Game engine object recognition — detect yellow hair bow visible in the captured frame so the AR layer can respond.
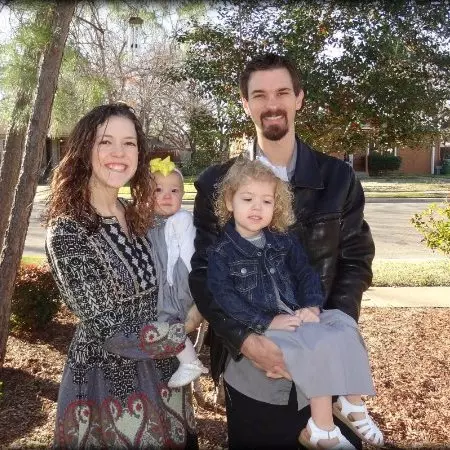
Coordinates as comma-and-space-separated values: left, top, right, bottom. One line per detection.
150, 156, 176, 177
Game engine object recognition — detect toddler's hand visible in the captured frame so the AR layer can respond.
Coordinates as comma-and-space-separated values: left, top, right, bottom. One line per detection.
294, 307, 320, 323
307, 306, 320, 316
268, 314, 303, 331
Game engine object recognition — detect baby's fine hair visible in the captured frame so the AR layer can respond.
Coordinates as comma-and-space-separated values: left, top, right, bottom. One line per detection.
152, 167, 185, 192
215, 158, 295, 232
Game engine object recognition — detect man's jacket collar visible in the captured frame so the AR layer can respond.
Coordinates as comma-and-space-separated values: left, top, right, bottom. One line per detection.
248, 136, 324, 190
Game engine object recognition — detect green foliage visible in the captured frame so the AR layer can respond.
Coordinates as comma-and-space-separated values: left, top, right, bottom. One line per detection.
368, 151, 402, 175
176, 1, 280, 141
181, 149, 220, 176
0, 3, 54, 124
177, 0, 450, 153
189, 108, 221, 152
183, 107, 227, 174
50, 45, 111, 136
411, 202, 450, 255
11, 263, 60, 332
441, 159, 450, 175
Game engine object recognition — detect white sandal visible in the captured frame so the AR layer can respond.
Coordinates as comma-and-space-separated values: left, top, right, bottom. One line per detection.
298, 417, 356, 449
332, 396, 384, 447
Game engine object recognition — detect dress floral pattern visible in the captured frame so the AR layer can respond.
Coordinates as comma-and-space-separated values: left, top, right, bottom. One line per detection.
46, 215, 197, 448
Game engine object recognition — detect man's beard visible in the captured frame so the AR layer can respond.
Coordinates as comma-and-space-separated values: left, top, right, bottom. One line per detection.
260, 110, 289, 141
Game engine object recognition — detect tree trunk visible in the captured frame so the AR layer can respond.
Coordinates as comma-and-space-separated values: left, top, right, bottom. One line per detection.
0, 90, 33, 249
0, 1, 77, 368
0, 7, 49, 249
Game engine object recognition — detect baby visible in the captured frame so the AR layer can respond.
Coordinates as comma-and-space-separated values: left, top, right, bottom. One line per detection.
147, 156, 207, 388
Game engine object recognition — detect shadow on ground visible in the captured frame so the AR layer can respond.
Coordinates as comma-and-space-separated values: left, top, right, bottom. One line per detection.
0, 367, 59, 445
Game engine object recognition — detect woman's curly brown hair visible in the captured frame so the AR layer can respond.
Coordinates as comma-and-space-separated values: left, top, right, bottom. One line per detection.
215, 158, 295, 232
44, 103, 155, 236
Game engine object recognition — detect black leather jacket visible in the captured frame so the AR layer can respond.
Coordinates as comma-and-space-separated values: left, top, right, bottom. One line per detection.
189, 137, 375, 383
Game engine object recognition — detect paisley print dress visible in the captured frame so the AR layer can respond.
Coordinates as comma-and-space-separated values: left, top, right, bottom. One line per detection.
45, 215, 197, 449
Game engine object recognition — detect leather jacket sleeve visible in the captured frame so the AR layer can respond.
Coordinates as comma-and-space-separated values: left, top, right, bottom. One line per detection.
188, 163, 251, 359
287, 234, 325, 308
325, 170, 375, 321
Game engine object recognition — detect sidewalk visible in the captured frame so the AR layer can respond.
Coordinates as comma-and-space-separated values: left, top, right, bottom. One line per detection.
362, 286, 450, 307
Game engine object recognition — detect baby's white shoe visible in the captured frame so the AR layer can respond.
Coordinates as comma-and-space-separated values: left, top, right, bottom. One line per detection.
167, 359, 208, 388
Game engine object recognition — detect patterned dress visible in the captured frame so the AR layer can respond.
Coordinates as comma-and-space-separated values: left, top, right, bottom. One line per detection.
45, 215, 197, 449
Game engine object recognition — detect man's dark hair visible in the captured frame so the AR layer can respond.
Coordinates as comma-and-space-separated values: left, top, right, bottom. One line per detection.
239, 53, 303, 100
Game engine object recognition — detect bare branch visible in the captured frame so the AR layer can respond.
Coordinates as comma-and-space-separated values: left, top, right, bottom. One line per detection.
74, 14, 104, 34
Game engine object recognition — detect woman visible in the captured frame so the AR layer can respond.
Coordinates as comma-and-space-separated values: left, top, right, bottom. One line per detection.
45, 103, 197, 448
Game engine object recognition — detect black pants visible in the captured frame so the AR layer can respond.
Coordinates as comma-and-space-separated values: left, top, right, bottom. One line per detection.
185, 430, 199, 450
224, 381, 362, 450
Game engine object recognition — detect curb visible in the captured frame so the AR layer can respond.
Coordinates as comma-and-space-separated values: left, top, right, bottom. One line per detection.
366, 197, 447, 203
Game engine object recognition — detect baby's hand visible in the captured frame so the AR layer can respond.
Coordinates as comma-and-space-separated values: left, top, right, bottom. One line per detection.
268, 314, 303, 331
185, 305, 203, 334
294, 307, 320, 323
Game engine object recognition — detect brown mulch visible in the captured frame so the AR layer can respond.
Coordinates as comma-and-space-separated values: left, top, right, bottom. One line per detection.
0, 306, 449, 449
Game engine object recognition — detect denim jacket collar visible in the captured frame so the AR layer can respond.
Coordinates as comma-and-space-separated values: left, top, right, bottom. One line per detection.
224, 221, 288, 257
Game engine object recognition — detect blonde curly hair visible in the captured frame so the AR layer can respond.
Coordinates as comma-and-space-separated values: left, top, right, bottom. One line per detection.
215, 158, 295, 232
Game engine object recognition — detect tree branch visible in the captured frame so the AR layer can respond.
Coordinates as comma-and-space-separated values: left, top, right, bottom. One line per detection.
75, 14, 104, 34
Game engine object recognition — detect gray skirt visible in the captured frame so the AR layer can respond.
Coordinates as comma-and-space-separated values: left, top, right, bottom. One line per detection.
265, 309, 376, 410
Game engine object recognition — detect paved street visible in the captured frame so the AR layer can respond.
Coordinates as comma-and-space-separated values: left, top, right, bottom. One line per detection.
23, 191, 447, 260
363, 201, 447, 260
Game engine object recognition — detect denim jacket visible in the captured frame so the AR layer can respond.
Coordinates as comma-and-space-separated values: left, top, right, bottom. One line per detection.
207, 222, 324, 334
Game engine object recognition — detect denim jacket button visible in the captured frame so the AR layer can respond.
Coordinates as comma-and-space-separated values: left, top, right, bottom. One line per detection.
241, 268, 247, 274
269, 268, 275, 274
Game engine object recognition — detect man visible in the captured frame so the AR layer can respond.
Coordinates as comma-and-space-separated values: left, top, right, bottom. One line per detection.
189, 53, 375, 449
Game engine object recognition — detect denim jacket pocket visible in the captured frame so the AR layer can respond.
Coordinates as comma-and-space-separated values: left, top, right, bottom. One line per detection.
229, 261, 258, 294
271, 252, 289, 281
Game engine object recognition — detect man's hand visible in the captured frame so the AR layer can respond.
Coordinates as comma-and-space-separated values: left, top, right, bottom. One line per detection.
240, 333, 292, 380
268, 314, 302, 331
294, 307, 320, 323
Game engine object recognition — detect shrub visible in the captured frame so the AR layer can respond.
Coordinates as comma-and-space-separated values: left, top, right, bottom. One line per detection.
368, 151, 402, 176
181, 150, 221, 177
411, 202, 450, 255
11, 263, 61, 331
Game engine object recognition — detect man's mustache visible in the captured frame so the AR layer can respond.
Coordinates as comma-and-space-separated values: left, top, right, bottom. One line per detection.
260, 110, 287, 121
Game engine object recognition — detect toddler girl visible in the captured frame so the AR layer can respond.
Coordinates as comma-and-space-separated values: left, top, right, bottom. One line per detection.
207, 158, 383, 449
147, 156, 207, 388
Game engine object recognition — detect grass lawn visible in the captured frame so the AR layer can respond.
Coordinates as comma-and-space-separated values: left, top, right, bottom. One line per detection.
115, 174, 450, 200
361, 175, 450, 197
119, 183, 197, 200
372, 259, 450, 287
29, 175, 449, 287
21, 255, 450, 287
21, 255, 47, 266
